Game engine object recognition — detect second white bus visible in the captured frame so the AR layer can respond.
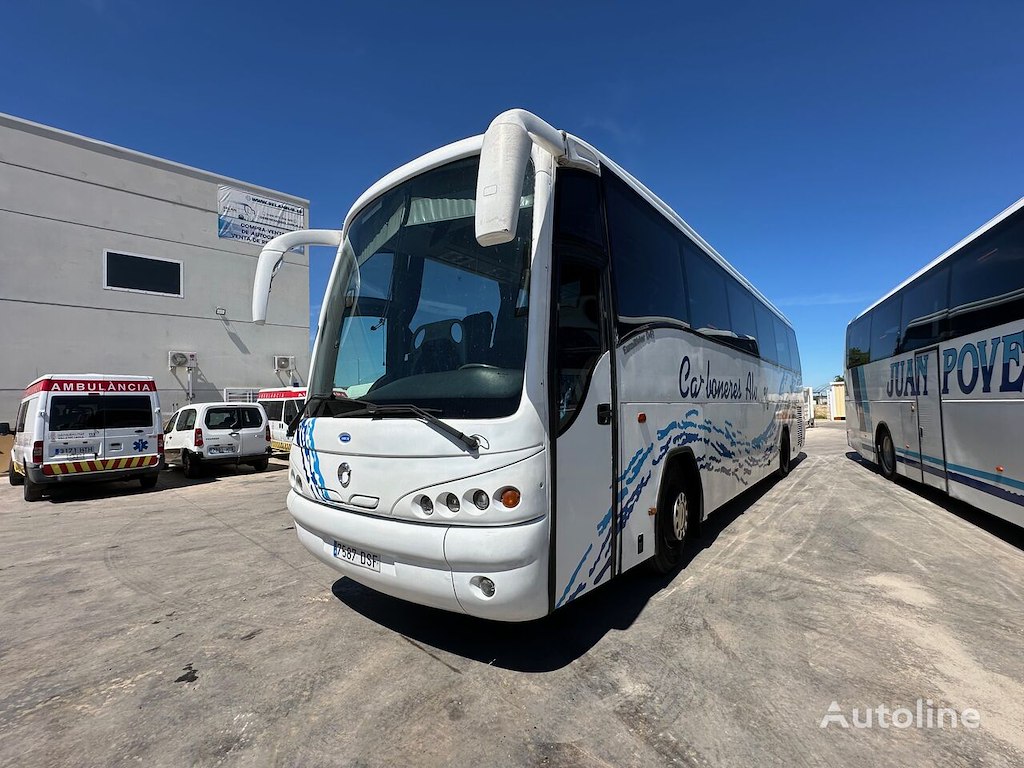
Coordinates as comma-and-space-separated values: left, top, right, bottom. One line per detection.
253, 110, 804, 620
845, 196, 1024, 527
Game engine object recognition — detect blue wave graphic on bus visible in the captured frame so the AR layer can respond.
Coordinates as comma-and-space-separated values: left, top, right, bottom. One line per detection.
557, 409, 781, 608
294, 419, 333, 503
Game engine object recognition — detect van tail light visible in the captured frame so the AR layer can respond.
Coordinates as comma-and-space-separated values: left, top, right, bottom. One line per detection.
194, 428, 204, 448
32, 441, 44, 464
157, 433, 165, 455
265, 423, 271, 442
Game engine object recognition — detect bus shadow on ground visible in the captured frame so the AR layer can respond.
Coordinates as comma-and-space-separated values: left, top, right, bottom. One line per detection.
845, 451, 1024, 550
38, 461, 287, 503
332, 456, 802, 673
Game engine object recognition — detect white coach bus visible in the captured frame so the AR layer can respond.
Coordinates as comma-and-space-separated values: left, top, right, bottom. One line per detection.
253, 110, 804, 621
845, 196, 1024, 527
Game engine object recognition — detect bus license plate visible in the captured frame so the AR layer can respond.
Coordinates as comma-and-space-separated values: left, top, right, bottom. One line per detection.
332, 540, 381, 572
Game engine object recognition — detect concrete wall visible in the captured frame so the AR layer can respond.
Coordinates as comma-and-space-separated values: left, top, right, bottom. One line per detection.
0, 114, 312, 421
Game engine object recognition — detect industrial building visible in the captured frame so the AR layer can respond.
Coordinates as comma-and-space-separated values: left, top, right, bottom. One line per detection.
0, 113, 311, 421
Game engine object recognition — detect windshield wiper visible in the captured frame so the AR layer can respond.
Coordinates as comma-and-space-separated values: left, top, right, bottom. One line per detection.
360, 403, 480, 452
287, 395, 480, 452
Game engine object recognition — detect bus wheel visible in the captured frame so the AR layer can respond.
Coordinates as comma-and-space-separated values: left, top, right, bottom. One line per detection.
778, 429, 792, 477
23, 474, 43, 502
9, 460, 24, 486
652, 476, 688, 574
182, 451, 201, 479
876, 427, 897, 480
139, 474, 158, 490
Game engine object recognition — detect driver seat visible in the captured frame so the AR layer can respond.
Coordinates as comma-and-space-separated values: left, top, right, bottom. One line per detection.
412, 319, 461, 374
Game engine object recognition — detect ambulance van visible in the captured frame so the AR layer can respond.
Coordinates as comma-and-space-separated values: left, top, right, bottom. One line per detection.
6, 374, 164, 501
256, 387, 306, 452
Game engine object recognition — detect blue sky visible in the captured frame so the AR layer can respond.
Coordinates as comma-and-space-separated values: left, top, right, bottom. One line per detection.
4, 0, 1023, 387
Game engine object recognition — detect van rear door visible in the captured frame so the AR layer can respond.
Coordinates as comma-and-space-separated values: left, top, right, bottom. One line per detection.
46, 395, 104, 463
102, 394, 158, 465
203, 406, 242, 457
237, 405, 267, 457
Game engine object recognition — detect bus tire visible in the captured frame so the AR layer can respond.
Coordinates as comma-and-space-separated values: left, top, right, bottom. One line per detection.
23, 474, 43, 502
652, 473, 690, 575
182, 451, 201, 479
251, 458, 269, 472
139, 474, 158, 490
9, 459, 24, 486
778, 428, 791, 477
876, 426, 897, 481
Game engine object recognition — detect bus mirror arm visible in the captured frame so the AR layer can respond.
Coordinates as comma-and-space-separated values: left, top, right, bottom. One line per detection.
252, 229, 343, 324
475, 109, 566, 247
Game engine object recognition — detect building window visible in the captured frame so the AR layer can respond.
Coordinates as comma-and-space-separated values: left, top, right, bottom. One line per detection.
104, 250, 183, 298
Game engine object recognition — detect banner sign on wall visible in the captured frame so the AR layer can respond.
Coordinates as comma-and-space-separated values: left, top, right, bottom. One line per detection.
217, 185, 306, 246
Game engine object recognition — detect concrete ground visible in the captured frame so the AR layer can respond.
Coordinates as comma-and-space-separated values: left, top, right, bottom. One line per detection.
1, 424, 1022, 768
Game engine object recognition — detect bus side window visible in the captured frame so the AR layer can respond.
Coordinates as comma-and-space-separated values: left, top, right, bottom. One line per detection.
554, 252, 606, 433
847, 316, 871, 368
948, 209, 1024, 338
869, 297, 902, 362
900, 265, 949, 352
603, 169, 687, 334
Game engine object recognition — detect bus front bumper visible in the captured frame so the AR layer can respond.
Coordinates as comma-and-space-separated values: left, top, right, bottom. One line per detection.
288, 490, 550, 622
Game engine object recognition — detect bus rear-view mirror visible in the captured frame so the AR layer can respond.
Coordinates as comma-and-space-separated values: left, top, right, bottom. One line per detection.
475, 109, 566, 247
252, 229, 343, 324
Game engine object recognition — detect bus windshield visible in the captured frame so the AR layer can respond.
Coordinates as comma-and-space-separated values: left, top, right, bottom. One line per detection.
311, 156, 535, 419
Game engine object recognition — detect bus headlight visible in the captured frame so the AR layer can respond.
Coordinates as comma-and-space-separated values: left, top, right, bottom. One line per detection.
418, 495, 434, 515
472, 489, 489, 510
444, 493, 460, 513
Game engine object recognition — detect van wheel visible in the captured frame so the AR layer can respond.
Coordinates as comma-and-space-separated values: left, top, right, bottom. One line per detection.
139, 474, 158, 490
251, 458, 269, 472
652, 474, 689, 574
9, 460, 24, 486
778, 429, 791, 477
23, 474, 43, 502
182, 451, 201, 479
876, 427, 897, 481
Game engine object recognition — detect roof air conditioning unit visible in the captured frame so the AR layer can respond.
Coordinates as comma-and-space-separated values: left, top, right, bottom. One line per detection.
275, 355, 295, 372
168, 351, 198, 369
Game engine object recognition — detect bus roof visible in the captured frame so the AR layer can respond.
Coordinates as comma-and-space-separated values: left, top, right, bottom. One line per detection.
852, 195, 1024, 322
342, 128, 793, 329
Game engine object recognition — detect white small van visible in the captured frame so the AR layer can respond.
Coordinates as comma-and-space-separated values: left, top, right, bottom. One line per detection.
6, 374, 164, 501
164, 402, 272, 478
256, 387, 306, 452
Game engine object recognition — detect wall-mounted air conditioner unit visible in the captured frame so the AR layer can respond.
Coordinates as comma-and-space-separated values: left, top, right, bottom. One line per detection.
274, 355, 295, 372
168, 351, 198, 369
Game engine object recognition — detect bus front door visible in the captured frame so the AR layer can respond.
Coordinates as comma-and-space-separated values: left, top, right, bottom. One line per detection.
914, 348, 947, 490
551, 250, 617, 611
